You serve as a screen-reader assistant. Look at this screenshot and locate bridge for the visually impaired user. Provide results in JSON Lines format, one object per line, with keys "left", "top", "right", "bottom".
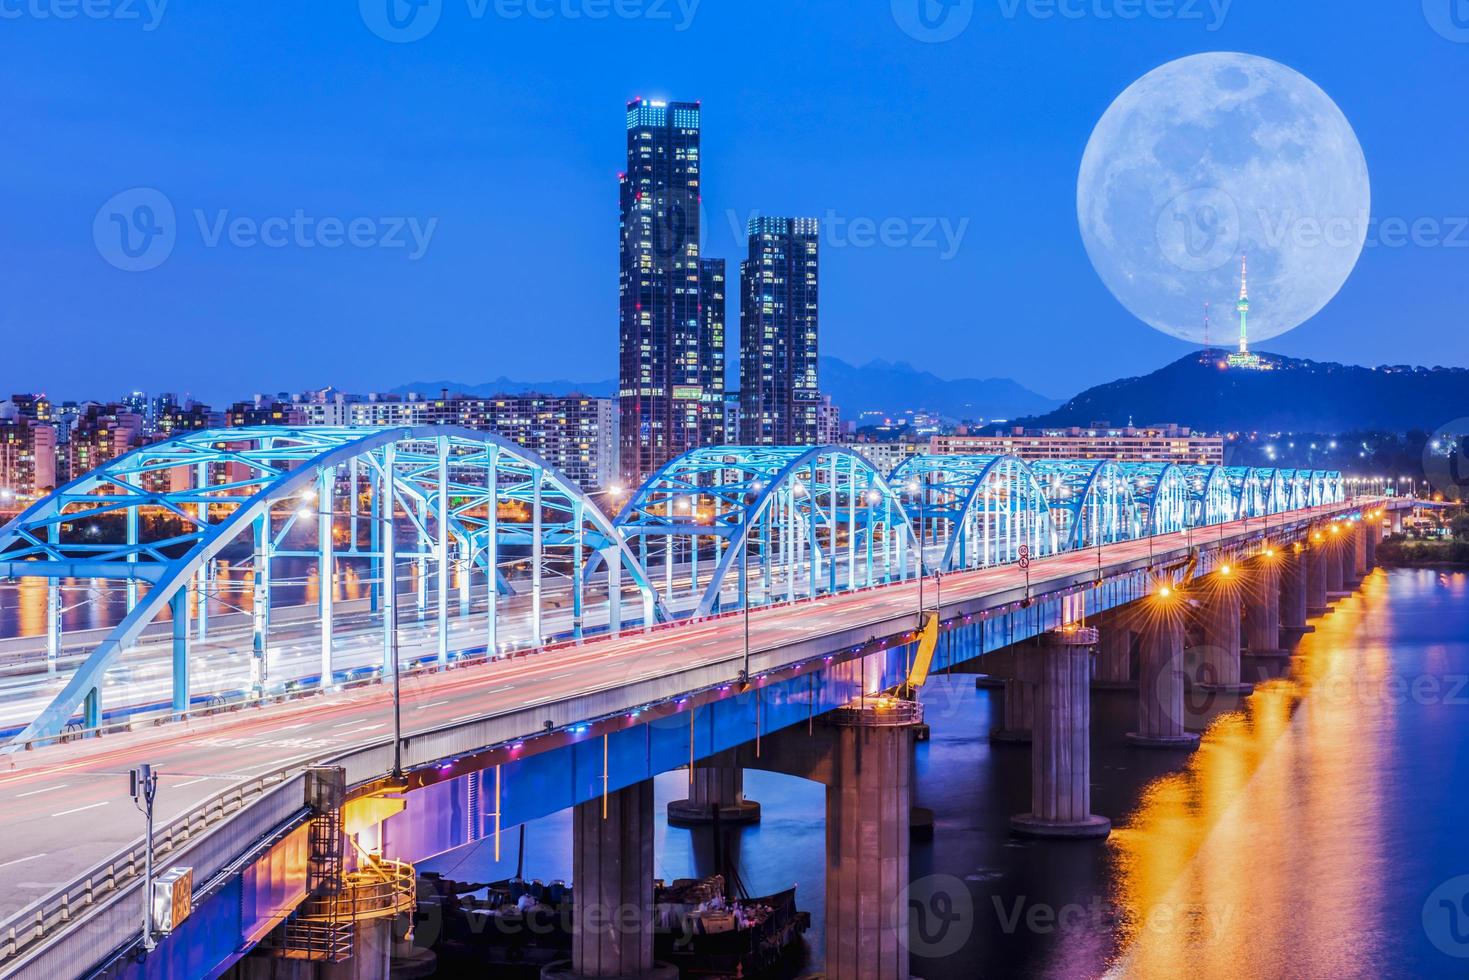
{"left": 0, "top": 425, "right": 1404, "bottom": 979}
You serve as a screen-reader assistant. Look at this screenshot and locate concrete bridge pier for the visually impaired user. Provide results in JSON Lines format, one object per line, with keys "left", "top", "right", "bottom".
{"left": 1364, "top": 519, "right": 1378, "bottom": 571}
{"left": 1243, "top": 557, "right": 1287, "bottom": 659}
{"left": 1093, "top": 610, "right": 1135, "bottom": 689}
{"left": 544, "top": 780, "right": 677, "bottom": 980}
{"left": 1306, "top": 543, "right": 1331, "bottom": 616}
{"left": 1278, "top": 549, "right": 1313, "bottom": 649}
{"left": 1197, "top": 578, "right": 1251, "bottom": 694}
{"left": 1351, "top": 522, "right": 1368, "bottom": 580}
{"left": 1325, "top": 534, "right": 1347, "bottom": 596}
{"left": 1010, "top": 627, "right": 1111, "bottom": 840}
{"left": 990, "top": 654, "right": 1037, "bottom": 744}
{"left": 826, "top": 700, "right": 919, "bottom": 980}
{"left": 668, "top": 753, "right": 761, "bottom": 825}
{"left": 1391, "top": 510, "right": 1404, "bottom": 534}
{"left": 1126, "top": 590, "right": 1200, "bottom": 750}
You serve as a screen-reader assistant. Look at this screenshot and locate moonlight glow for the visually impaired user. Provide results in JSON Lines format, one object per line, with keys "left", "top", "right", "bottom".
{"left": 1077, "top": 52, "right": 1371, "bottom": 347}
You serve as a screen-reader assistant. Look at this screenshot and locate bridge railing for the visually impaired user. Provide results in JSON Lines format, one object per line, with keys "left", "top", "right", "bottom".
{"left": 0, "top": 766, "right": 304, "bottom": 973}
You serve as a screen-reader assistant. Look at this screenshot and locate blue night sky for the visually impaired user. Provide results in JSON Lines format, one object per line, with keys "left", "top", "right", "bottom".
{"left": 1, "top": 1, "right": 1464, "bottom": 405}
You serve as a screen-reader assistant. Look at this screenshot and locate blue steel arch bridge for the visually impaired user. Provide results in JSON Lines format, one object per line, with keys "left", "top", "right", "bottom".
{"left": 0, "top": 428, "right": 1343, "bottom": 749}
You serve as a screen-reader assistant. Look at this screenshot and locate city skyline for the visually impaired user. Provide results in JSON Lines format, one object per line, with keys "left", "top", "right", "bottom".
{"left": 2, "top": 6, "right": 1464, "bottom": 405}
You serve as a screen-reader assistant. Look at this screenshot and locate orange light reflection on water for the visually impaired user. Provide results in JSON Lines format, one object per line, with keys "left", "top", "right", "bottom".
{"left": 1109, "top": 572, "right": 1394, "bottom": 979}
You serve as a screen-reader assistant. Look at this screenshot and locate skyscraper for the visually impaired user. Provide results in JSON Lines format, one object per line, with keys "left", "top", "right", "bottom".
{"left": 739, "top": 217, "right": 821, "bottom": 445}
{"left": 698, "top": 257, "right": 727, "bottom": 446}
{"left": 618, "top": 98, "right": 706, "bottom": 484}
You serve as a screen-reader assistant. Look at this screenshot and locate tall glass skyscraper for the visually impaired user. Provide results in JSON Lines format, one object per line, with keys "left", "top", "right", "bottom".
{"left": 697, "top": 257, "right": 727, "bottom": 446}
{"left": 739, "top": 216, "right": 821, "bottom": 446}
{"left": 618, "top": 98, "right": 707, "bottom": 484}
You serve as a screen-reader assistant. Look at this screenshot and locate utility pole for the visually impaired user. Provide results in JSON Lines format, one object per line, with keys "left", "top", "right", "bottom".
{"left": 130, "top": 764, "right": 158, "bottom": 953}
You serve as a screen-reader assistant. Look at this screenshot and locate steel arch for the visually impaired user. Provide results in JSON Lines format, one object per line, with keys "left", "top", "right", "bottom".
{"left": 887, "top": 454, "right": 1056, "bottom": 571}
{"left": 1029, "top": 460, "right": 1140, "bottom": 551}
{"left": 610, "top": 445, "right": 920, "bottom": 618}
{"left": 1117, "top": 462, "right": 1192, "bottom": 536}
{"left": 0, "top": 426, "right": 663, "bottom": 747}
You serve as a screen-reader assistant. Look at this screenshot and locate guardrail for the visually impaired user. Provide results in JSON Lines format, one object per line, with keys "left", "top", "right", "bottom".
{"left": 0, "top": 500, "right": 1373, "bottom": 973}
{"left": 0, "top": 767, "right": 297, "bottom": 969}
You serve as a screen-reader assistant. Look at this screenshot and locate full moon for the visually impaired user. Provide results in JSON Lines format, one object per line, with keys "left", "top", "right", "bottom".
{"left": 1077, "top": 52, "right": 1371, "bottom": 347}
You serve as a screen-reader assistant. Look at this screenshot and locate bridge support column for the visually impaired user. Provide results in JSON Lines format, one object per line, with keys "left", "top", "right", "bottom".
{"left": 1306, "top": 544, "right": 1330, "bottom": 616}
{"left": 990, "top": 656, "right": 1036, "bottom": 744}
{"left": 1391, "top": 510, "right": 1403, "bottom": 534}
{"left": 1011, "top": 627, "right": 1110, "bottom": 839}
{"left": 1364, "top": 519, "right": 1378, "bottom": 571}
{"left": 546, "top": 780, "right": 675, "bottom": 980}
{"left": 1127, "top": 591, "right": 1199, "bottom": 750}
{"left": 826, "top": 701, "right": 918, "bottom": 980}
{"left": 171, "top": 590, "right": 189, "bottom": 716}
{"left": 1243, "top": 558, "right": 1287, "bottom": 659}
{"left": 668, "top": 755, "right": 761, "bottom": 825}
{"left": 1351, "top": 520, "right": 1363, "bottom": 581}
{"left": 1093, "top": 612, "right": 1134, "bottom": 689}
{"left": 1279, "top": 549, "right": 1312, "bottom": 647}
{"left": 1325, "top": 535, "right": 1346, "bottom": 595}
{"left": 1198, "top": 579, "right": 1250, "bottom": 694}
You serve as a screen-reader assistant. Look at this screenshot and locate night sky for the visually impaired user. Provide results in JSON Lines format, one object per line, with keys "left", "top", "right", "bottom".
{"left": 1, "top": 1, "right": 1463, "bottom": 404}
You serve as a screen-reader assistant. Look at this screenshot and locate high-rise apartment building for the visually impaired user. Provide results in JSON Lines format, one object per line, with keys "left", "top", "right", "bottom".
{"left": 618, "top": 98, "right": 707, "bottom": 484}
{"left": 698, "top": 257, "right": 727, "bottom": 446}
{"left": 739, "top": 216, "right": 821, "bottom": 446}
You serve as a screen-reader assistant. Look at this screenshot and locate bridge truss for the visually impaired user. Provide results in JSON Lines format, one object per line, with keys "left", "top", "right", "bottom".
{"left": 0, "top": 427, "right": 1346, "bottom": 748}
{"left": 609, "top": 446, "right": 919, "bottom": 618}
{"left": 0, "top": 427, "right": 660, "bottom": 745}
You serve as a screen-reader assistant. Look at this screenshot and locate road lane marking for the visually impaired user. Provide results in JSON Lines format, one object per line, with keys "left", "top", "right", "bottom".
{"left": 52, "top": 802, "right": 109, "bottom": 817}
{"left": 0, "top": 853, "right": 47, "bottom": 868}
{"left": 172, "top": 776, "right": 223, "bottom": 789}
{"left": 16, "top": 784, "right": 67, "bottom": 799}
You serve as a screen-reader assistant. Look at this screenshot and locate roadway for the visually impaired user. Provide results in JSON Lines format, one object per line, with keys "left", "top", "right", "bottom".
{"left": 0, "top": 505, "right": 1356, "bottom": 924}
